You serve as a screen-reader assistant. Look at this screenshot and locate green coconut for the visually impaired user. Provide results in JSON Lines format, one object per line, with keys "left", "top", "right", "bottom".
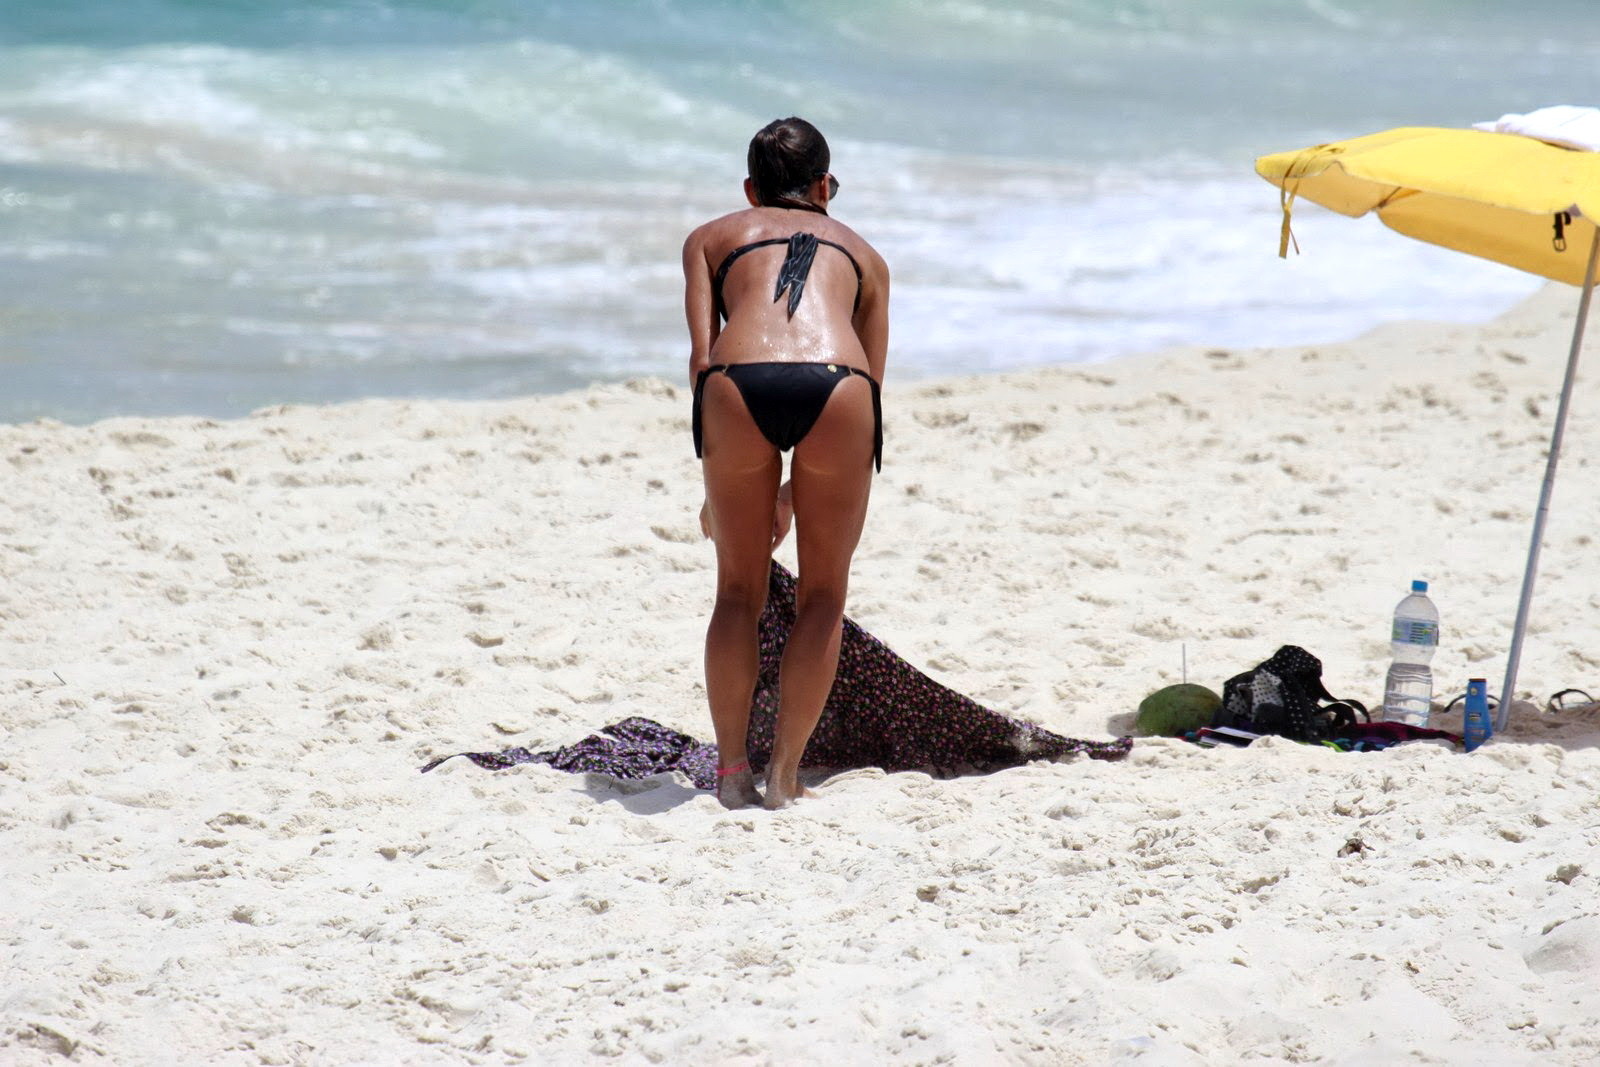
{"left": 1135, "top": 683, "right": 1222, "bottom": 737}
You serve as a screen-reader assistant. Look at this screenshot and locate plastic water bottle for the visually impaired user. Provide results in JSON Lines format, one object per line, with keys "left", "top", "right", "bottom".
{"left": 1382, "top": 579, "right": 1439, "bottom": 726}
{"left": 1463, "top": 678, "right": 1492, "bottom": 751}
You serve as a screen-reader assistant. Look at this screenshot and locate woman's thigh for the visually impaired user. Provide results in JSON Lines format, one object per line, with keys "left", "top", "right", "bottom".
{"left": 790, "top": 377, "right": 875, "bottom": 591}
{"left": 699, "top": 373, "right": 782, "bottom": 593}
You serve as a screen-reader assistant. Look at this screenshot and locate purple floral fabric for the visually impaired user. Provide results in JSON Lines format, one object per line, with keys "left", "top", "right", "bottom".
{"left": 748, "top": 562, "right": 1132, "bottom": 775}
{"left": 422, "top": 562, "right": 1132, "bottom": 788}
{"left": 419, "top": 716, "right": 717, "bottom": 784}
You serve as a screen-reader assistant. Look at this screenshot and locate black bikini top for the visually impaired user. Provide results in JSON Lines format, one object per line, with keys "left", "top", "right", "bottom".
{"left": 712, "top": 230, "right": 864, "bottom": 323}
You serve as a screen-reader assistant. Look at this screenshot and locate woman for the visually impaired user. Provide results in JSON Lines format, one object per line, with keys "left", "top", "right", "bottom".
{"left": 683, "top": 117, "right": 890, "bottom": 809}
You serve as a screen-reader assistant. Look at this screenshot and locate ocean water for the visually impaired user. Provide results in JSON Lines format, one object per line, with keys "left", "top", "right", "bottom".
{"left": 1, "top": 0, "right": 1594, "bottom": 423}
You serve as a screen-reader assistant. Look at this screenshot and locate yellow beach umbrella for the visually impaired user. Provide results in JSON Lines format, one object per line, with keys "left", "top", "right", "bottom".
{"left": 1256, "top": 122, "right": 1600, "bottom": 730}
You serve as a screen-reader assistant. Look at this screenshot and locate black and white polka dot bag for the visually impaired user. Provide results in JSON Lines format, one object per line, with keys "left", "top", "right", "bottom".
{"left": 1216, "top": 645, "right": 1368, "bottom": 742}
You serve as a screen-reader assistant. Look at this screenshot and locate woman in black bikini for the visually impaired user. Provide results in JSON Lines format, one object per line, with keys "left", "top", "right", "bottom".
{"left": 683, "top": 116, "right": 890, "bottom": 809}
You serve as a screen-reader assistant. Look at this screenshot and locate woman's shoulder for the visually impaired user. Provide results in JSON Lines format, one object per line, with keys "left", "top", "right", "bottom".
{"left": 687, "top": 207, "right": 764, "bottom": 242}
{"left": 822, "top": 220, "right": 888, "bottom": 279}
{"left": 684, "top": 209, "right": 766, "bottom": 263}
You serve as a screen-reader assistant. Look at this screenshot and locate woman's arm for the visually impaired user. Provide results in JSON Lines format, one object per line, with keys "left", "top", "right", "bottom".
{"left": 683, "top": 229, "right": 720, "bottom": 387}
{"left": 853, "top": 245, "right": 890, "bottom": 384}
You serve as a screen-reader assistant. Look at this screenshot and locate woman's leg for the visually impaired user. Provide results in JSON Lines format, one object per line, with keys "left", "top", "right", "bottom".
{"left": 765, "top": 376, "right": 876, "bottom": 808}
{"left": 699, "top": 373, "right": 782, "bottom": 808}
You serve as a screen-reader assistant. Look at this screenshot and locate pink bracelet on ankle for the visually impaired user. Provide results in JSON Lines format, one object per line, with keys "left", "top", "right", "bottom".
{"left": 715, "top": 760, "right": 750, "bottom": 778}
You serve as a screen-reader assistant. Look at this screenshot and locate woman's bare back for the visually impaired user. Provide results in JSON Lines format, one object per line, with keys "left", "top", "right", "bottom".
{"left": 684, "top": 205, "right": 887, "bottom": 380}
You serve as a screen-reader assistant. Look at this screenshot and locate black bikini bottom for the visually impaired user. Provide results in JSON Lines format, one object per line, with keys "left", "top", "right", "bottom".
{"left": 693, "top": 362, "right": 882, "bottom": 471}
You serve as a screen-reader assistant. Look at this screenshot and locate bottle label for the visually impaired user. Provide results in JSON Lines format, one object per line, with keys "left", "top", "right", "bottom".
{"left": 1392, "top": 619, "right": 1439, "bottom": 645}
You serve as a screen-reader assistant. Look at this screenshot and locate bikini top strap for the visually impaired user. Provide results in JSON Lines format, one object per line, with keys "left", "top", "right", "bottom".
{"left": 713, "top": 239, "right": 789, "bottom": 322}
{"left": 814, "top": 238, "right": 864, "bottom": 314}
{"left": 712, "top": 235, "right": 865, "bottom": 321}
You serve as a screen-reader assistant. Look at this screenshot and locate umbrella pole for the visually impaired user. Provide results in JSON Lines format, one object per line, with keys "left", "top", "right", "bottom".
{"left": 1498, "top": 229, "right": 1600, "bottom": 732}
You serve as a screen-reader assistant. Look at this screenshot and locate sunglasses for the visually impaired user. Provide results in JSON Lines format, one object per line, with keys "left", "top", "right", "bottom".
{"left": 819, "top": 173, "right": 840, "bottom": 200}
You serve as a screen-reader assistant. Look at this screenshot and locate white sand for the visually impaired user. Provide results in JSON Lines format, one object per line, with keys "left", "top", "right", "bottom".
{"left": 3, "top": 285, "right": 1598, "bottom": 1064}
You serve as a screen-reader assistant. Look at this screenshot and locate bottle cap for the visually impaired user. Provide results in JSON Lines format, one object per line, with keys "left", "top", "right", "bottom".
{"left": 1411, "top": 579, "right": 1428, "bottom": 593}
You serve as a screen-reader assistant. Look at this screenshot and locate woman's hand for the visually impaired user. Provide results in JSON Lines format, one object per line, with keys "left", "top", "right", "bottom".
{"left": 771, "top": 481, "right": 794, "bottom": 549}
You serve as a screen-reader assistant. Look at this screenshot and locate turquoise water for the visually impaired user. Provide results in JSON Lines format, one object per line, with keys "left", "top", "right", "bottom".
{"left": 2, "top": 1, "right": 1594, "bottom": 422}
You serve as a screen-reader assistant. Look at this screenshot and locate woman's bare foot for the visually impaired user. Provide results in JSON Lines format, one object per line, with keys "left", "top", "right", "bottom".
{"left": 715, "top": 764, "right": 762, "bottom": 810}
{"left": 760, "top": 759, "right": 814, "bottom": 809}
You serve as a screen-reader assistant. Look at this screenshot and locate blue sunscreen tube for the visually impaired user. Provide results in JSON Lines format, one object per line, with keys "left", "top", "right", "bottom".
{"left": 1463, "top": 678, "right": 1492, "bottom": 752}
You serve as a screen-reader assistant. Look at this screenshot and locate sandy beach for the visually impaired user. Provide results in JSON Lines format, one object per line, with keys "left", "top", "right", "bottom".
{"left": 3, "top": 284, "right": 1598, "bottom": 1064}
